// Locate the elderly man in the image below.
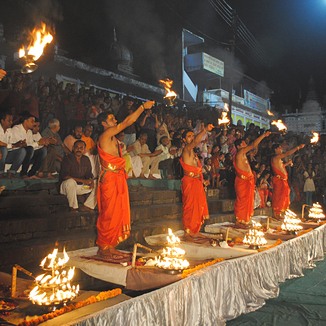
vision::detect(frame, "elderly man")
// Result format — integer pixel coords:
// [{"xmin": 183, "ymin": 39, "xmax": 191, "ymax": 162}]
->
[
  {"xmin": 59, "ymin": 140, "xmax": 97, "ymax": 212},
  {"xmin": 41, "ymin": 118, "xmax": 66, "ymax": 173}
]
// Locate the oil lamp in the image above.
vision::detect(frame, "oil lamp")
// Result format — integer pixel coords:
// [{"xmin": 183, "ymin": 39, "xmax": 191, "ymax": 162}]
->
[
  {"xmin": 281, "ymin": 209, "xmax": 303, "ymax": 234},
  {"xmin": 29, "ymin": 247, "xmax": 79, "ymax": 309},
  {"xmin": 154, "ymin": 228, "xmax": 189, "ymax": 273},
  {"xmin": 308, "ymin": 202, "xmax": 325, "ymax": 223},
  {"xmin": 18, "ymin": 22, "xmax": 53, "ymax": 74},
  {"xmin": 159, "ymin": 78, "xmax": 177, "ymax": 107},
  {"xmin": 271, "ymin": 119, "xmax": 287, "ymax": 135},
  {"xmin": 243, "ymin": 221, "xmax": 267, "ymax": 250}
]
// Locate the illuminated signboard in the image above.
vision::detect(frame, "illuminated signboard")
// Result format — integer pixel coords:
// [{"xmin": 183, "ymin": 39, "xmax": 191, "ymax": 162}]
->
[
  {"xmin": 185, "ymin": 53, "xmax": 224, "ymax": 77},
  {"xmin": 244, "ymin": 90, "xmax": 269, "ymax": 112}
]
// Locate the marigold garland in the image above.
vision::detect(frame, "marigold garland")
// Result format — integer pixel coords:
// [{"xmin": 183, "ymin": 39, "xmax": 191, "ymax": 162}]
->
[
  {"xmin": 18, "ymin": 288, "xmax": 122, "ymax": 326},
  {"xmin": 182, "ymin": 258, "xmax": 224, "ymax": 278},
  {"xmin": 258, "ymin": 238, "xmax": 283, "ymax": 252},
  {"xmin": 296, "ymin": 228, "xmax": 314, "ymax": 237}
]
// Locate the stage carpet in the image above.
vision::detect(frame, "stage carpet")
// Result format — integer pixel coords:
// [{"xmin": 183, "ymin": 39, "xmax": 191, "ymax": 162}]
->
[{"xmin": 228, "ymin": 258, "xmax": 326, "ymax": 325}]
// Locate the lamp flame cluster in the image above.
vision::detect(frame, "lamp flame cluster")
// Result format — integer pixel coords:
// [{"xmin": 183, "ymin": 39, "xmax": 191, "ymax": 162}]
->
[
  {"xmin": 29, "ymin": 248, "xmax": 79, "ymax": 307},
  {"xmin": 154, "ymin": 229, "xmax": 190, "ymax": 271},
  {"xmin": 281, "ymin": 209, "xmax": 303, "ymax": 233},
  {"xmin": 243, "ymin": 221, "xmax": 267, "ymax": 249},
  {"xmin": 308, "ymin": 202, "xmax": 325, "ymax": 222}
]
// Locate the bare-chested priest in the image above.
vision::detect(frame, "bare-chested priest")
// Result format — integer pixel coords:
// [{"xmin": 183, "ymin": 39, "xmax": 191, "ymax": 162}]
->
[
  {"xmin": 271, "ymin": 142, "xmax": 305, "ymax": 219},
  {"xmin": 96, "ymin": 100, "xmax": 155, "ymax": 262},
  {"xmin": 233, "ymin": 131, "xmax": 271, "ymax": 227},
  {"xmin": 179, "ymin": 123, "xmax": 214, "ymax": 242}
]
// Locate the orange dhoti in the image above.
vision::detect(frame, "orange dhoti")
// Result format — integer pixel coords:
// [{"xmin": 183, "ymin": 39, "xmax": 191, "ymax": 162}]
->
[
  {"xmin": 271, "ymin": 164, "xmax": 290, "ymax": 217},
  {"xmin": 233, "ymin": 162, "xmax": 255, "ymax": 224},
  {"xmin": 180, "ymin": 158, "xmax": 209, "ymax": 234},
  {"xmin": 96, "ymin": 145, "xmax": 130, "ymax": 249}
]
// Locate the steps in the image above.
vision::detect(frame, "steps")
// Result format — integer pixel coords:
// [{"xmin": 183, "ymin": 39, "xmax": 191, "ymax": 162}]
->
[{"xmin": 0, "ymin": 181, "xmax": 237, "ymax": 274}]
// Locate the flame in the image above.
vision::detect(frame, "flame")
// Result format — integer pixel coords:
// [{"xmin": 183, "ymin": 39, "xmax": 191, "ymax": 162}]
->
[
  {"xmin": 271, "ymin": 119, "xmax": 287, "ymax": 132},
  {"xmin": 281, "ymin": 209, "xmax": 302, "ymax": 232},
  {"xmin": 218, "ymin": 103, "xmax": 230, "ymax": 125},
  {"xmin": 154, "ymin": 228, "xmax": 189, "ymax": 270},
  {"xmin": 19, "ymin": 22, "xmax": 53, "ymax": 61},
  {"xmin": 30, "ymin": 247, "xmax": 79, "ymax": 306},
  {"xmin": 159, "ymin": 78, "xmax": 177, "ymax": 99},
  {"xmin": 243, "ymin": 221, "xmax": 267, "ymax": 247},
  {"xmin": 310, "ymin": 131, "xmax": 319, "ymax": 144},
  {"xmin": 266, "ymin": 109, "xmax": 274, "ymax": 116},
  {"xmin": 308, "ymin": 202, "xmax": 325, "ymax": 220}
]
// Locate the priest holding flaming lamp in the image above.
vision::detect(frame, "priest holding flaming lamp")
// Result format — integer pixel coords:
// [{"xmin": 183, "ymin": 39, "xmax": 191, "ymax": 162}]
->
[
  {"xmin": 271, "ymin": 142, "xmax": 305, "ymax": 220},
  {"xmin": 180, "ymin": 122, "xmax": 214, "ymax": 243},
  {"xmin": 233, "ymin": 130, "xmax": 271, "ymax": 227}
]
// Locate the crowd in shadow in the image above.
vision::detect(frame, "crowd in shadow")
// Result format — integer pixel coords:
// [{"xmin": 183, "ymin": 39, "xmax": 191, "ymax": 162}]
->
[{"xmin": 0, "ymin": 72, "xmax": 325, "ymax": 210}]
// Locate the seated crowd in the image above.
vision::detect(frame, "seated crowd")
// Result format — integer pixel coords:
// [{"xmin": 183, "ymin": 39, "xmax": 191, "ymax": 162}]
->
[{"xmin": 0, "ymin": 72, "xmax": 325, "ymax": 211}]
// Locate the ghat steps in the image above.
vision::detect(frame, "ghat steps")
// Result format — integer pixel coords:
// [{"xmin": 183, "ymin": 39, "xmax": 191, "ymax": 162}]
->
[{"xmin": 0, "ymin": 179, "xmax": 246, "ymax": 273}]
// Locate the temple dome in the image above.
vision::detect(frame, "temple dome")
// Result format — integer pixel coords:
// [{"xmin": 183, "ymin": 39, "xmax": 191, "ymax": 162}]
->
[{"xmin": 109, "ymin": 28, "xmax": 133, "ymax": 66}]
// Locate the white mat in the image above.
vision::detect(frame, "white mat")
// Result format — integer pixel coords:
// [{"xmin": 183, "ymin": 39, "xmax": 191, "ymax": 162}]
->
[{"xmin": 66, "ymin": 247, "xmax": 131, "ymax": 286}]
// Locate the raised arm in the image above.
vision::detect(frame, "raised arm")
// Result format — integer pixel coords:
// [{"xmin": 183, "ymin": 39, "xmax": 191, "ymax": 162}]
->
[
  {"xmin": 191, "ymin": 123, "xmax": 214, "ymax": 149},
  {"xmin": 101, "ymin": 100, "xmax": 155, "ymax": 141},
  {"xmin": 278, "ymin": 144, "xmax": 305, "ymax": 159},
  {"xmin": 243, "ymin": 131, "xmax": 271, "ymax": 154}
]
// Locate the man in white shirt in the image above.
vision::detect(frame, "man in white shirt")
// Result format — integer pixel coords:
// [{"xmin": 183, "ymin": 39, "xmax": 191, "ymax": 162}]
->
[
  {"xmin": 129, "ymin": 132, "xmax": 160, "ymax": 179},
  {"xmin": 0, "ymin": 111, "xmax": 26, "ymax": 177},
  {"xmin": 155, "ymin": 136, "xmax": 176, "ymax": 179},
  {"xmin": 11, "ymin": 112, "xmax": 48, "ymax": 178}
]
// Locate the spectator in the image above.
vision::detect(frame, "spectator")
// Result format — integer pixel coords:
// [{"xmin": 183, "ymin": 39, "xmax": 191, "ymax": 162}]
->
[
  {"xmin": 59, "ymin": 140, "xmax": 97, "ymax": 212},
  {"xmin": 303, "ymin": 163, "xmax": 316, "ymax": 206},
  {"xmin": 11, "ymin": 112, "xmax": 47, "ymax": 178},
  {"xmin": 129, "ymin": 132, "xmax": 160, "ymax": 179},
  {"xmin": 138, "ymin": 108, "xmax": 159, "ymax": 152},
  {"xmin": 31, "ymin": 119, "xmax": 49, "ymax": 178},
  {"xmin": 64, "ymin": 125, "xmax": 83, "ymax": 153},
  {"xmin": 0, "ymin": 111, "xmax": 26, "ymax": 177},
  {"xmin": 155, "ymin": 135, "xmax": 175, "ymax": 179},
  {"xmin": 41, "ymin": 118, "xmax": 65, "ymax": 173},
  {"xmin": 116, "ymin": 131, "xmax": 143, "ymax": 178},
  {"xmin": 219, "ymin": 129, "xmax": 229, "ymax": 154},
  {"xmin": 115, "ymin": 96, "xmax": 137, "ymax": 146}
]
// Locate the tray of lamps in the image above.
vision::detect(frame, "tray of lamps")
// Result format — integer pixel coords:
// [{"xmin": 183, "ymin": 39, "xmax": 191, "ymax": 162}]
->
[
  {"xmin": 265, "ymin": 209, "xmax": 302, "ymax": 240},
  {"xmin": 301, "ymin": 203, "xmax": 325, "ymax": 229}
]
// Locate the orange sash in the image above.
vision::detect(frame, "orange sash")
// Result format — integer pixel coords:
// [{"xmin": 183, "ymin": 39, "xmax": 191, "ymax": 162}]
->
[
  {"xmin": 271, "ymin": 163, "xmax": 290, "ymax": 216},
  {"xmin": 96, "ymin": 144, "xmax": 130, "ymax": 248},
  {"xmin": 180, "ymin": 157, "xmax": 209, "ymax": 234},
  {"xmin": 233, "ymin": 161, "xmax": 255, "ymax": 224}
]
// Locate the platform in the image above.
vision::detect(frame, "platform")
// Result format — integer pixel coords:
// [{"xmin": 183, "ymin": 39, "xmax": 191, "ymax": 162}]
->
[{"xmin": 65, "ymin": 224, "xmax": 326, "ymax": 325}]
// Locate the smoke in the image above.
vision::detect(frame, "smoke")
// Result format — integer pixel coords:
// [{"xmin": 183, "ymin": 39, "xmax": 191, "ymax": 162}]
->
[
  {"xmin": 255, "ymin": 80, "xmax": 272, "ymax": 99},
  {"xmin": 208, "ymin": 46, "xmax": 245, "ymax": 85},
  {"xmin": 105, "ymin": 0, "xmax": 168, "ymax": 81},
  {"xmin": 15, "ymin": 0, "xmax": 63, "ymax": 27}
]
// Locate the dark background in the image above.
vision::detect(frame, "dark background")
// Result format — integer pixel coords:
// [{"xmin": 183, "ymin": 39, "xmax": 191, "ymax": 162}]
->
[{"xmin": 1, "ymin": 0, "xmax": 326, "ymax": 111}]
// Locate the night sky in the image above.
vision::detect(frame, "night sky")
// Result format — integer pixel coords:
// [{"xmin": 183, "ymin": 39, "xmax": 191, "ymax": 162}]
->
[{"xmin": 1, "ymin": 0, "xmax": 326, "ymax": 111}]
